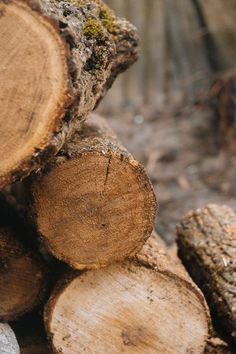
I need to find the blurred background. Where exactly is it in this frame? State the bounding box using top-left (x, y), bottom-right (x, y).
top-left (98, 0), bottom-right (236, 244)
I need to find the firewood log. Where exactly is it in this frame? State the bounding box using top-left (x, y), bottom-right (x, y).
top-left (0, 0), bottom-right (139, 188)
top-left (177, 204), bottom-right (236, 344)
top-left (0, 323), bottom-right (20, 354)
top-left (0, 227), bottom-right (48, 322)
top-left (30, 114), bottom-right (156, 270)
top-left (44, 233), bottom-right (210, 354)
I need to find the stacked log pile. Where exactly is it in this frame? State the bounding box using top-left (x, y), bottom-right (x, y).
top-left (0, 1), bottom-right (235, 353)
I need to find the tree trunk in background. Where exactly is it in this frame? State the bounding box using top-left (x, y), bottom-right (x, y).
top-left (197, 0), bottom-right (236, 71)
top-left (102, 0), bottom-right (236, 114)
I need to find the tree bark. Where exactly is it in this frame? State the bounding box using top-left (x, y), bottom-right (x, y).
top-left (197, 0), bottom-right (236, 71)
top-left (0, 323), bottom-right (20, 354)
top-left (205, 335), bottom-right (231, 354)
top-left (0, 0), bottom-right (139, 188)
top-left (177, 204), bottom-right (236, 345)
top-left (44, 233), bottom-right (210, 354)
top-left (0, 227), bottom-right (48, 322)
top-left (30, 114), bottom-right (156, 270)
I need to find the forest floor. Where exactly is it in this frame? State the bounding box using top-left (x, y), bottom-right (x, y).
top-left (101, 104), bottom-right (236, 245)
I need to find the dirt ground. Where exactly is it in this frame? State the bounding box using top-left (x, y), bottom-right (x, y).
top-left (100, 104), bottom-right (236, 245)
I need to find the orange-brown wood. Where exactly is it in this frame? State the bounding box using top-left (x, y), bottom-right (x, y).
top-left (0, 0), bottom-right (139, 188)
top-left (0, 227), bottom-right (48, 321)
top-left (31, 114), bottom-right (156, 269)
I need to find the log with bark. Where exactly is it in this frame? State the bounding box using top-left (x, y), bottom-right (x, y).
top-left (177, 204), bottom-right (236, 345)
top-left (30, 114), bottom-right (156, 269)
top-left (0, 227), bottom-right (48, 322)
top-left (44, 233), bottom-right (210, 354)
top-left (0, 323), bottom-right (20, 354)
top-left (0, 0), bottom-right (139, 188)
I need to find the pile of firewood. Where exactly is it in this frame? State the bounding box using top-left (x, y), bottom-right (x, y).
top-left (0, 1), bottom-right (235, 353)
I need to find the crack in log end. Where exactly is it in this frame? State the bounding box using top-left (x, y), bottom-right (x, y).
top-left (104, 155), bottom-right (111, 187)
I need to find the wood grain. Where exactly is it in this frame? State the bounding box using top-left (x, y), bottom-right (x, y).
top-left (0, 0), bottom-right (139, 188)
top-left (30, 114), bottom-right (156, 269)
top-left (44, 234), bottom-right (209, 354)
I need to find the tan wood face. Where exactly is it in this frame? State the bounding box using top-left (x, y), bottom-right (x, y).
top-left (46, 263), bottom-right (208, 354)
top-left (0, 0), bottom-right (69, 185)
top-left (34, 152), bottom-right (156, 269)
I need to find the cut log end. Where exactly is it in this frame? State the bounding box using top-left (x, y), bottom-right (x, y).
top-left (31, 115), bottom-right (157, 269)
top-left (0, 0), bottom-right (139, 188)
top-left (0, 0), bottom-right (70, 187)
top-left (44, 236), bottom-right (209, 354)
top-left (0, 323), bottom-right (19, 354)
top-left (0, 228), bottom-right (47, 322)
top-left (33, 153), bottom-right (156, 269)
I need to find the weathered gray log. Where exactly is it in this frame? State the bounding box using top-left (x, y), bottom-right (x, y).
top-left (0, 0), bottom-right (139, 188)
top-left (0, 324), bottom-right (20, 354)
top-left (177, 204), bottom-right (236, 344)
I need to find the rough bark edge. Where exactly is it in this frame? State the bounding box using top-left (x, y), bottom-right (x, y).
top-left (204, 335), bottom-right (232, 354)
top-left (30, 151), bottom-right (157, 269)
top-left (176, 204), bottom-right (236, 344)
